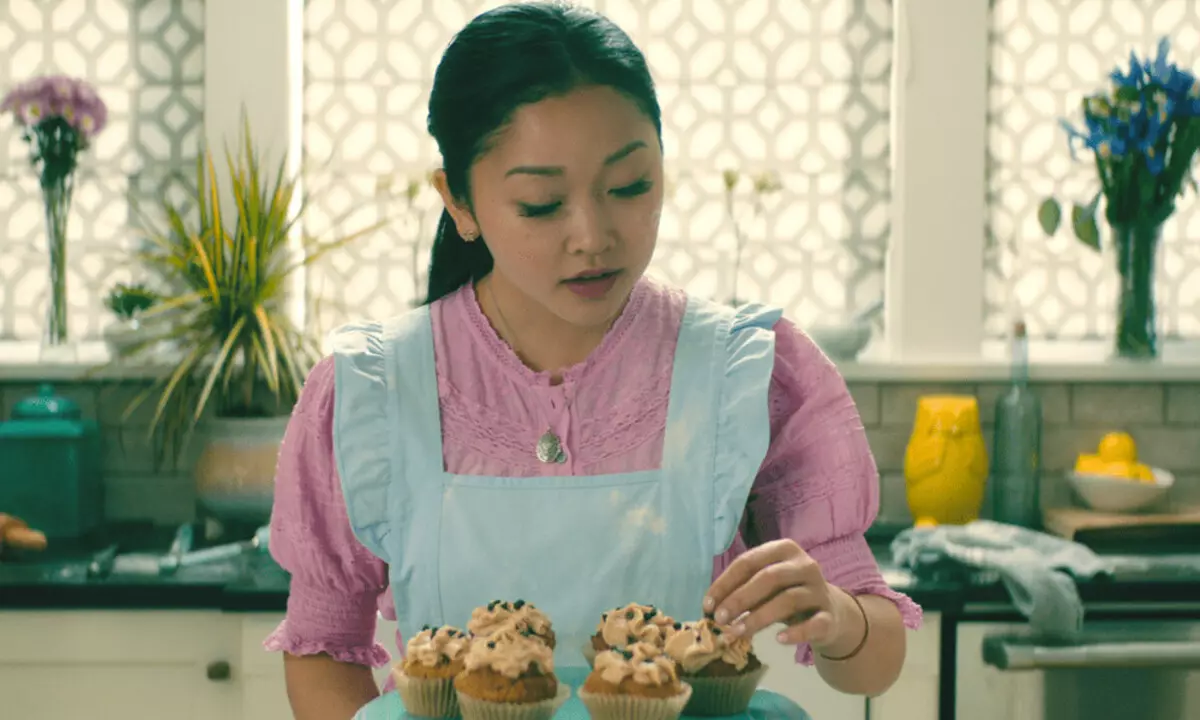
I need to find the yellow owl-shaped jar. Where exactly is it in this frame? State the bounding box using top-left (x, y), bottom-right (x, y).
top-left (904, 395), bottom-right (989, 527)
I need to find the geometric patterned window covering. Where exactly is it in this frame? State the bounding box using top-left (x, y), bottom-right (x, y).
top-left (0, 0), bottom-right (204, 342)
top-left (985, 0), bottom-right (1200, 341)
top-left (302, 0), bottom-right (892, 336)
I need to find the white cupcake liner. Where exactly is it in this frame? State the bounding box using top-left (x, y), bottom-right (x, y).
top-left (456, 682), bottom-right (570, 720)
top-left (577, 682), bottom-right (692, 720)
top-left (682, 663), bottom-right (769, 716)
top-left (392, 667), bottom-right (460, 718)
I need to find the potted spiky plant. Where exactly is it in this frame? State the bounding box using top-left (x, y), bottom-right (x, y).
top-left (115, 118), bottom-right (383, 522)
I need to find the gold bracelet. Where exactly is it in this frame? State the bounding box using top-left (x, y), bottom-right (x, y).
top-left (818, 592), bottom-right (870, 662)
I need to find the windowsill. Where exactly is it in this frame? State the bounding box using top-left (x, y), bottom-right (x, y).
top-left (0, 341), bottom-right (169, 382)
top-left (840, 339), bottom-right (1200, 383)
top-left (2, 339), bottom-right (1200, 384)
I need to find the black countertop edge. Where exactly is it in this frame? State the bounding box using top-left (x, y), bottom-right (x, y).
top-left (4, 574), bottom-right (1198, 615)
top-left (3, 532), bottom-right (1198, 613)
top-left (0, 584), bottom-right (235, 611)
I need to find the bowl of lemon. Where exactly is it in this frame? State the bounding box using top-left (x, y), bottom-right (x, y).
top-left (1067, 432), bottom-right (1174, 513)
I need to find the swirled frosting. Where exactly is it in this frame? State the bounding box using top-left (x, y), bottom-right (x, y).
top-left (596, 603), bottom-right (677, 649)
top-left (594, 642), bottom-right (680, 688)
top-left (468, 599), bottom-right (553, 639)
top-left (463, 625), bottom-right (555, 679)
top-left (405, 625), bottom-right (469, 668)
top-left (663, 618), bottom-right (753, 674)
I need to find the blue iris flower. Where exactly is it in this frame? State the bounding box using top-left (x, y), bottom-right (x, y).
top-left (1068, 36), bottom-right (1197, 176)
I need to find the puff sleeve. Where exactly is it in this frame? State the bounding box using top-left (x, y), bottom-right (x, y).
top-left (262, 356), bottom-right (392, 667)
top-left (746, 319), bottom-right (923, 664)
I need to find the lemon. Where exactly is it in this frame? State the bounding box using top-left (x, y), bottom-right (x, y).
top-left (1075, 453), bottom-right (1105, 474)
top-left (1098, 432), bottom-right (1137, 462)
top-left (1101, 460), bottom-right (1137, 479)
top-left (1134, 463), bottom-right (1156, 483)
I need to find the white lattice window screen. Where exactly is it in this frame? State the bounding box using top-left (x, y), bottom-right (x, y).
top-left (0, 0), bottom-right (205, 342)
top-left (302, 0), bottom-right (892, 335)
top-left (985, 0), bottom-right (1200, 341)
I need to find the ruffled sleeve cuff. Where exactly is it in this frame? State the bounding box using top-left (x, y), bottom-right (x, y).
top-left (262, 581), bottom-right (392, 668)
top-left (793, 534), bottom-right (924, 665)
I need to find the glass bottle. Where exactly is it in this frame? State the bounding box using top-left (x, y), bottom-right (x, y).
top-left (990, 320), bottom-right (1043, 528)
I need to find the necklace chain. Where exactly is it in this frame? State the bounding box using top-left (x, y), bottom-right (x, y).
top-left (487, 280), bottom-right (523, 360)
top-left (486, 281), bottom-right (566, 464)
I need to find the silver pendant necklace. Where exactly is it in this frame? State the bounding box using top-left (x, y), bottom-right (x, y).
top-left (535, 429), bottom-right (567, 464)
top-left (488, 282), bottom-right (567, 464)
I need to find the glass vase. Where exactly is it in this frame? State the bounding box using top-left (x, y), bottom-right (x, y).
top-left (40, 175), bottom-right (75, 360)
top-left (1111, 220), bottom-right (1162, 360)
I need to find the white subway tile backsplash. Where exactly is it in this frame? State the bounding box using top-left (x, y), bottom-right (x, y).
top-left (1041, 427), bottom-right (1107, 471)
top-left (2, 375), bottom-right (1199, 526)
top-left (976, 383), bottom-right (1070, 425)
top-left (846, 383), bottom-right (880, 426)
top-left (1127, 426), bottom-right (1200, 472)
top-left (103, 474), bottom-right (195, 523)
top-left (1071, 384), bottom-right (1165, 426)
top-left (879, 383), bottom-right (977, 425)
top-left (1166, 385), bottom-right (1200, 425)
top-left (864, 426), bottom-right (914, 473)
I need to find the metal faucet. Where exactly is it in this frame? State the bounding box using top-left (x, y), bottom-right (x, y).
top-left (86, 524), bottom-right (269, 579)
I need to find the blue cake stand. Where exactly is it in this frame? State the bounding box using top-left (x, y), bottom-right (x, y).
top-left (353, 666), bottom-right (812, 720)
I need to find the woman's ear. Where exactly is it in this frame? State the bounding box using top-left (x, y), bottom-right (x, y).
top-left (431, 169), bottom-right (480, 239)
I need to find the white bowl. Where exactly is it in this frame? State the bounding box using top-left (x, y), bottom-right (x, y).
top-left (1065, 467), bottom-right (1174, 513)
top-left (807, 322), bottom-right (872, 361)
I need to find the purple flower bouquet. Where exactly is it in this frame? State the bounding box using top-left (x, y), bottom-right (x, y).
top-left (1, 75), bottom-right (107, 350)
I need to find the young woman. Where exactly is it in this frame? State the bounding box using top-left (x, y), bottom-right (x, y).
top-left (266, 3), bottom-right (921, 717)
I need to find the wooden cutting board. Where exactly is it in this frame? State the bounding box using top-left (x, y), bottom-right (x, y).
top-left (1043, 506), bottom-right (1200, 550)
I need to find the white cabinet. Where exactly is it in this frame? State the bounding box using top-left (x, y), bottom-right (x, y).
top-left (239, 611), bottom-right (400, 719)
top-left (0, 610), bottom-right (241, 720)
top-left (0, 610), bottom-right (394, 720)
top-left (0, 610), bottom-right (939, 720)
top-left (755, 627), bottom-right (868, 720)
top-left (868, 611), bottom-right (942, 720)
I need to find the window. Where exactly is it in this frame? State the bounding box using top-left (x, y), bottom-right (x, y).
top-left (301, 0), bottom-right (893, 334)
top-left (0, 0), bottom-right (204, 342)
top-left (985, 0), bottom-right (1200, 342)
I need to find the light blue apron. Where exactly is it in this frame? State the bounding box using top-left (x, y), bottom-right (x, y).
top-left (331, 295), bottom-right (810, 719)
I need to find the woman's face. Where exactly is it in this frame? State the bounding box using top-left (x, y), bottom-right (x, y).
top-left (439, 85), bottom-right (663, 330)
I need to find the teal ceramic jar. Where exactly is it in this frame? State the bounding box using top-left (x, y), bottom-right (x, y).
top-left (0, 384), bottom-right (103, 539)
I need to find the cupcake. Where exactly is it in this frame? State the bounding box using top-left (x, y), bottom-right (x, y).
top-left (391, 625), bottom-right (470, 718)
top-left (663, 618), bottom-right (767, 716)
top-left (454, 625), bottom-right (570, 720)
top-left (578, 642), bottom-right (693, 720)
top-left (468, 599), bottom-right (556, 649)
top-left (585, 602), bottom-right (677, 666)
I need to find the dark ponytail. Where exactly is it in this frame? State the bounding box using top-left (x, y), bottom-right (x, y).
top-left (422, 1), bottom-right (661, 304)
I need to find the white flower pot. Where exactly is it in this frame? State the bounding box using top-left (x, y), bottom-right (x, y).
top-left (194, 415), bottom-right (289, 523)
top-left (103, 316), bottom-right (153, 358)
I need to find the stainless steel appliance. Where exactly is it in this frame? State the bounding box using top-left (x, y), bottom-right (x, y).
top-left (954, 555), bottom-right (1200, 720)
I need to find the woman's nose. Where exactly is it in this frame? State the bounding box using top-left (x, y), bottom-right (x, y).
top-left (568, 199), bottom-right (616, 254)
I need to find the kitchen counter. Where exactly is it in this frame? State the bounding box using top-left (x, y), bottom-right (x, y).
top-left (2, 524), bottom-right (1198, 614)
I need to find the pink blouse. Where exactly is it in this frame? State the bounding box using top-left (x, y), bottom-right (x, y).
top-left (264, 279), bottom-right (922, 667)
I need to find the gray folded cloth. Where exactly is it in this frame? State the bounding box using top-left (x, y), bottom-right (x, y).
top-left (890, 520), bottom-right (1113, 638)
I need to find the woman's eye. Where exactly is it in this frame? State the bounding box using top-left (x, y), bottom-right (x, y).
top-left (611, 179), bottom-right (652, 198)
top-left (518, 201), bottom-right (561, 218)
